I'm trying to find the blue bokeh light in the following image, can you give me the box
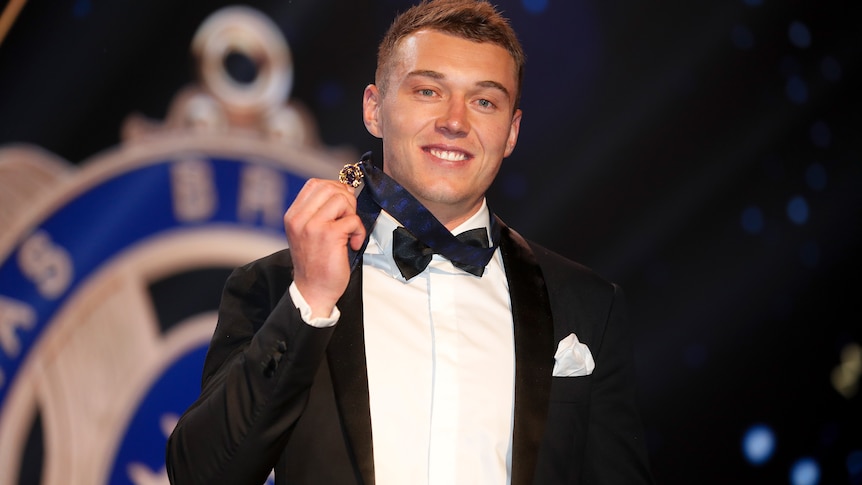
[786,76,808,104]
[743,0,763,6]
[742,424,776,465]
[788,21,812,48]
[73,0,92,17]
[847,450,862,481]
[787,196,809,225]
[805,163,827,191]
[741,206,764,234]
[790,457,820,485]
[522,0,549,14]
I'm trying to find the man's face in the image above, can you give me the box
[363,29,522,228]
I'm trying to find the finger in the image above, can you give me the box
[348,231,366,251]
[286,180,356,230]
[331,213,367,251]
[305,190,357,231]
[287,180,344,221]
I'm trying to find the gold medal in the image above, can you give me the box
[338,162,364,188]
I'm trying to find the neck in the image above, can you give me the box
[426,200,484,232]
[428,198,487,232]
[427,203,482,232]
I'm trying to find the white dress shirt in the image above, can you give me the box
[290,200,515,485]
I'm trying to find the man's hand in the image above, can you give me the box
[284,179,366,318]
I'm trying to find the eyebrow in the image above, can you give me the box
[406,70,512,101]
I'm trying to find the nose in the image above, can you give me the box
[435,98,469,137]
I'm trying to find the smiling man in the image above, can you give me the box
[362,28,521,229]
[166,1,654,484]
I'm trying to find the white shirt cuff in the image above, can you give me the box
[288,281,340,328]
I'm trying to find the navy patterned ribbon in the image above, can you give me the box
[348,152,500,276]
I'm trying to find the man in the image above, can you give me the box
[166,1,654,484]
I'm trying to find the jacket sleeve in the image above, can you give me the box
[582,284,655,484]
[165,252,336,485]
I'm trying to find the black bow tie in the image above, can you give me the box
[392,226,489,280]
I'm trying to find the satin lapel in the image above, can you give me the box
[498,218,555,485]
[327,266,375,485]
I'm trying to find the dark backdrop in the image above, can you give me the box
[1,0,860,483]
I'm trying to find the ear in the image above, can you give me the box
[363,84,383,139]
[503,108,522,158]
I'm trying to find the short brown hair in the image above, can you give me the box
[376,0,526,111]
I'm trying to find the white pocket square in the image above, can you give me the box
[552,333,595,377]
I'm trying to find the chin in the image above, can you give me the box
[415,183,464,204]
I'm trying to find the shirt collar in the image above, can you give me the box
[367,200,491,251]
[364,199,493,277]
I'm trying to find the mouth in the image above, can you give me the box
[425,147,472,162]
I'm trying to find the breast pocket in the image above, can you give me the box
[549,375,592,403]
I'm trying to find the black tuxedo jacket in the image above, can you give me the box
[166,220,654,485]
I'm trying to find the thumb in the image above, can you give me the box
[348,225,367,251]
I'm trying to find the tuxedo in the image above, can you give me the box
[166,218,654,485]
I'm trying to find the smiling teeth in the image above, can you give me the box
[430,149,468,161]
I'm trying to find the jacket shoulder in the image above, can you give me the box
[519,236,623,344]
[216,248,296,320]
[507,228,617,296]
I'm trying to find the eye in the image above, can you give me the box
[418,88,436,97]
[476,98,496,109]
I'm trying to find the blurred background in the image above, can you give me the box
[0,0,860,484]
